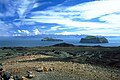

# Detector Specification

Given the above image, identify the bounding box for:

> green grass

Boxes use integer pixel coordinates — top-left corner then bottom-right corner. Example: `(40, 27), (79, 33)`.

(84, 36), (96, 39)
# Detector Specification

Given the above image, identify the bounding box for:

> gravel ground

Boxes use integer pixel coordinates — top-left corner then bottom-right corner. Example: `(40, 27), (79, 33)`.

(31, 72), (84, 80)
(1, 54), (120, 80)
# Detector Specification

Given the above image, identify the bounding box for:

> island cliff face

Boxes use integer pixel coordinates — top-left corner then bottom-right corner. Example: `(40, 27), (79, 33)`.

(41, 37), (63, 41)
(80, 36), (108, 43)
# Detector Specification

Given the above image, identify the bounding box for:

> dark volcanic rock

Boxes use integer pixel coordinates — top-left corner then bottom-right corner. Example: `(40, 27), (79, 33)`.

(52, 43), (75, 47)
(80, 50), (120, 68)
(2, 71), (11, 80)
(80, 36), (108, 43)
(13, 75), (23, 80)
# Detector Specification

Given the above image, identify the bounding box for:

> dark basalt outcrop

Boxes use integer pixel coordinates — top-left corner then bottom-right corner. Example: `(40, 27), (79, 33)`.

(41, 37), (63, 41)
(52, 43), (75, 47)
(80, 36), (108, 43)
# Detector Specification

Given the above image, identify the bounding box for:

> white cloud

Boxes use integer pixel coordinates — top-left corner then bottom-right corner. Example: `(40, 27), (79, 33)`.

(33, 29), (41, 35)
(33, 3), (40, 8)
(29, 0), (120, 36)
(22, 30), (30, 34)
(17, 30), (30, 36)
(18, 30), (22, 33)
(41, 26), (46, 28)
(0, 0), (37, 18)
(16, 0), (36, 19)
(47, 26), (67, 32)
(0, 20), (13, 36)
(31, 11), (80, 17)
(55, 31), (78, 35)
(0, 21), (13, 29)
(31, 0), (120, 20)
(0, 21), (12, 31)
(33, 2), (50, 8)
(66, 0), (120, 20)
(99, 14), (120, 24)
(1, 0), (120, 36)
(27, 17), (120, 36)
(17, 29), (41, 36)
(0, 13), (3, 17)
(49, 26), (61, 31)
(55, 28), (120, 36)
(0, 0), (16, 17)
(28, 17), (115, 29)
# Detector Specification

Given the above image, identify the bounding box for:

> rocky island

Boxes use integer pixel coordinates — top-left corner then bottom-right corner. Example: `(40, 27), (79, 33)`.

(41, 37), (63, 41)
(80, 35), (108, 43)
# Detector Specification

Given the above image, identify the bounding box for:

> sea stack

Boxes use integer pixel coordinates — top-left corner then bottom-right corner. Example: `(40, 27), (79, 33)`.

(80, 36), (108, 43)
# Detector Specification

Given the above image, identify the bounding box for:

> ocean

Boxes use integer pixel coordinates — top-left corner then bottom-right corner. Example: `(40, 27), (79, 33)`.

(0, 35), (120, 47)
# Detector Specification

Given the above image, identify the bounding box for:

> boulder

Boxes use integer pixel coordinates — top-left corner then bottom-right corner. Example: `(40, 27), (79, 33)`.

(0, 64), (3, 80)
(36, 66), (49, 72)
(2, 71), (11, 80)
(43, 67), (48, 72)
(35, 67), (44, 72)
(0, 65), (3, 71)
(9, 76), (14, 80)
(22, 76), (29, 80)
(36, 66), (54, 72)
(26, 71), (35, 78)
(80, 36), (108, 43)
(13, 75), (23, 80)
(0, 63), (3, 71)
(49, 67), (54, 71)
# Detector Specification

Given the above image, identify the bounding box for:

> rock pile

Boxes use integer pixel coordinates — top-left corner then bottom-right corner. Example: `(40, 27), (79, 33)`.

(0, 63), (54, 80)
(36, 66), (54, 72)
(0, 63), (30, 80)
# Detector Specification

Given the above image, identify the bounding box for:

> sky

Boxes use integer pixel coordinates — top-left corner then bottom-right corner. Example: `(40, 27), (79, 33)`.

(0, 0), (120, 36)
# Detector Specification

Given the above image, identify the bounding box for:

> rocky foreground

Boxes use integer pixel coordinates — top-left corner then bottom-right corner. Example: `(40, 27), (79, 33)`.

(0, 43), (120, 80)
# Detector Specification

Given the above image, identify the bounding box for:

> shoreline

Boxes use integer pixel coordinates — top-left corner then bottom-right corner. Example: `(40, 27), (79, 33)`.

(0, 42), (120, 48)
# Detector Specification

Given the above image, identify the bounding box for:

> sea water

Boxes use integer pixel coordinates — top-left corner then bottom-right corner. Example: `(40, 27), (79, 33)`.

(0, 36), (120, 47)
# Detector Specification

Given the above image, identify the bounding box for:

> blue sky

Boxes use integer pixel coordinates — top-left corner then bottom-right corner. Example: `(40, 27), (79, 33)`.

(0, 0), (120, 36)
